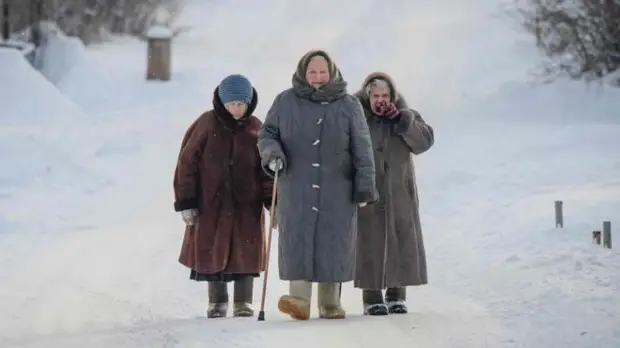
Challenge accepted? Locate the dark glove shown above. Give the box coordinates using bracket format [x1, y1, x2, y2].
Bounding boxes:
[373, 100, 388, 116]
[383, 102, 400, 119]
[373, 101, 400, 119]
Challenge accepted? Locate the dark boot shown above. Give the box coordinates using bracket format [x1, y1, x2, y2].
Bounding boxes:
[207, 302, 228, 318]
[233, 276, 254, 317]
[207, 281, 229, 318]
[362, 289, 388, 316]
[385, 287, 407, 314]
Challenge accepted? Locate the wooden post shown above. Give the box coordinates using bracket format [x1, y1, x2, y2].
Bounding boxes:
[602, 221, 612, 249]
[592, 230, 601, 245]
[1, 0, 9, 41]
[146, 26, 172, 81]
[554, 200, 563, 228]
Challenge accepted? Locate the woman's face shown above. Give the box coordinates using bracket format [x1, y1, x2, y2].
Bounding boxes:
[224, 101, 248, 119]
[305, 56, 330, 88]
[368, 85, 391, 114]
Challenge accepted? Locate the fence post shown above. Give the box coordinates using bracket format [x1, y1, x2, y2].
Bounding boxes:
[554, 200, 563, 228]
[592, 230, 601, 245]
[602, 221, 612, 249]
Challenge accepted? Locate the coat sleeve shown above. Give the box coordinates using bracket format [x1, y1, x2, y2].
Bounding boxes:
[257, 92, 287, 177]
[393, 108, 434, 155]
[349, 98, 379, 204]
[173, 115, 209, 212]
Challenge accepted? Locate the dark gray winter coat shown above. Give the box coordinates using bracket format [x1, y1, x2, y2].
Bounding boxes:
[257, 50, 378, 283]
[353, 72, 434, 290]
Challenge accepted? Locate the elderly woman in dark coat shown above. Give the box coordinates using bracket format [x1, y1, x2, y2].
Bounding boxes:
[258, 50, 378, 320]
[353, 72, 434, 316]
[173, 74, 274, 319]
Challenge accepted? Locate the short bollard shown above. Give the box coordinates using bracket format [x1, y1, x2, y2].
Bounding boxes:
[146, 25, 172, 81]
[554, 200, 563, 228]
[602, 221, 612, 249]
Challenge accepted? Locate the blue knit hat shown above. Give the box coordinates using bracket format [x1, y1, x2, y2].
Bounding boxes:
[218, 74, 253, 105]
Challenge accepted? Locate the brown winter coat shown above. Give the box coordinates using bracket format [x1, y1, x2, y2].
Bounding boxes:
[353, 72, 434, 290]
[173, 87, 274, 276]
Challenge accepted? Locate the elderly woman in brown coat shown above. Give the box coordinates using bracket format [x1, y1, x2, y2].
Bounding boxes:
[353, 72, 434, 316]
[173, 74, 274, 319]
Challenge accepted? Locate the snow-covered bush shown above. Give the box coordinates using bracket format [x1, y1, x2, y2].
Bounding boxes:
[3, 0, 183, 45]
[517, 0, 620, 86]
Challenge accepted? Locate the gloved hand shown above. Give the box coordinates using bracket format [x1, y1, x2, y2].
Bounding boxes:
[373, 100, 400, 119]
[383, 102, 400, 119]
[181, 209, 198, 225]
[373, 100, 388, 115]
[268, 158, 284, 172]
[358, 202, 367, 208]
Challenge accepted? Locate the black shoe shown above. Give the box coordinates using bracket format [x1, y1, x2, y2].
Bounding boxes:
[386, 300, 407, 314]
[207, 302, 228, 318]
[363, 303, 388, 316]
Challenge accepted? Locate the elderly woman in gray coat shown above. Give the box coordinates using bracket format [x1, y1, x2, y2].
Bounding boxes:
[353, 72, 434, 316]
[257, 50, 378, 320]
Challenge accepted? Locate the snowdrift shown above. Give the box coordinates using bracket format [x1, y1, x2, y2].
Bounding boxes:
[470, 81, 620, 125]
[34, 22, 113, 108]
[0, 48, 105, 237]
[0, 48, 81, 128]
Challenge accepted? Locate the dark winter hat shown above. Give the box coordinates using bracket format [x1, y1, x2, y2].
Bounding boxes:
[217, 74, 253, 105]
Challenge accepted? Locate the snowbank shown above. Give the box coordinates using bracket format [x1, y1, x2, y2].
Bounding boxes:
[0, 47, 105, 238]
[484, 81, 620, 124]
[0, 47, 97, 156]
[35, 22, 113, 107]
[0, 48, 80, 127]
[0, 39, 35, 56]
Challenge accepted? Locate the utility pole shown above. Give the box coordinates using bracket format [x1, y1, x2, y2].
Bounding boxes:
[31, 0, 43, 46]
[1, 0, 10, 41]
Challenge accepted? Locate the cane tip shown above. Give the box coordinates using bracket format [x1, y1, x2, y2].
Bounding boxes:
[257, 311, 265, 321]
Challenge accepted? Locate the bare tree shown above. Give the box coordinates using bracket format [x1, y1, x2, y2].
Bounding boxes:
[517, 0, 620, 86]
[4, 0, 182, 45]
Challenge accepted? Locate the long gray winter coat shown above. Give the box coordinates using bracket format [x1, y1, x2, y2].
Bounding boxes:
[353, 72, 434, 290]
[257, 50, 378, 283]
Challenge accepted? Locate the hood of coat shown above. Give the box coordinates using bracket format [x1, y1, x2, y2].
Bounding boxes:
[291, 49, 348, 103]
[212, 86, 258, 130]
[354, 71, 408, 112]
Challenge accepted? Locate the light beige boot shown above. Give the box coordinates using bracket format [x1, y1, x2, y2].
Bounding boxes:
[318, 282, 346, 319]
[278, 280, 312, 320]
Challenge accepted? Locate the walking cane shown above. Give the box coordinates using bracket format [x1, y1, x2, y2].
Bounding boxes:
[257, 168, 279, 321]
